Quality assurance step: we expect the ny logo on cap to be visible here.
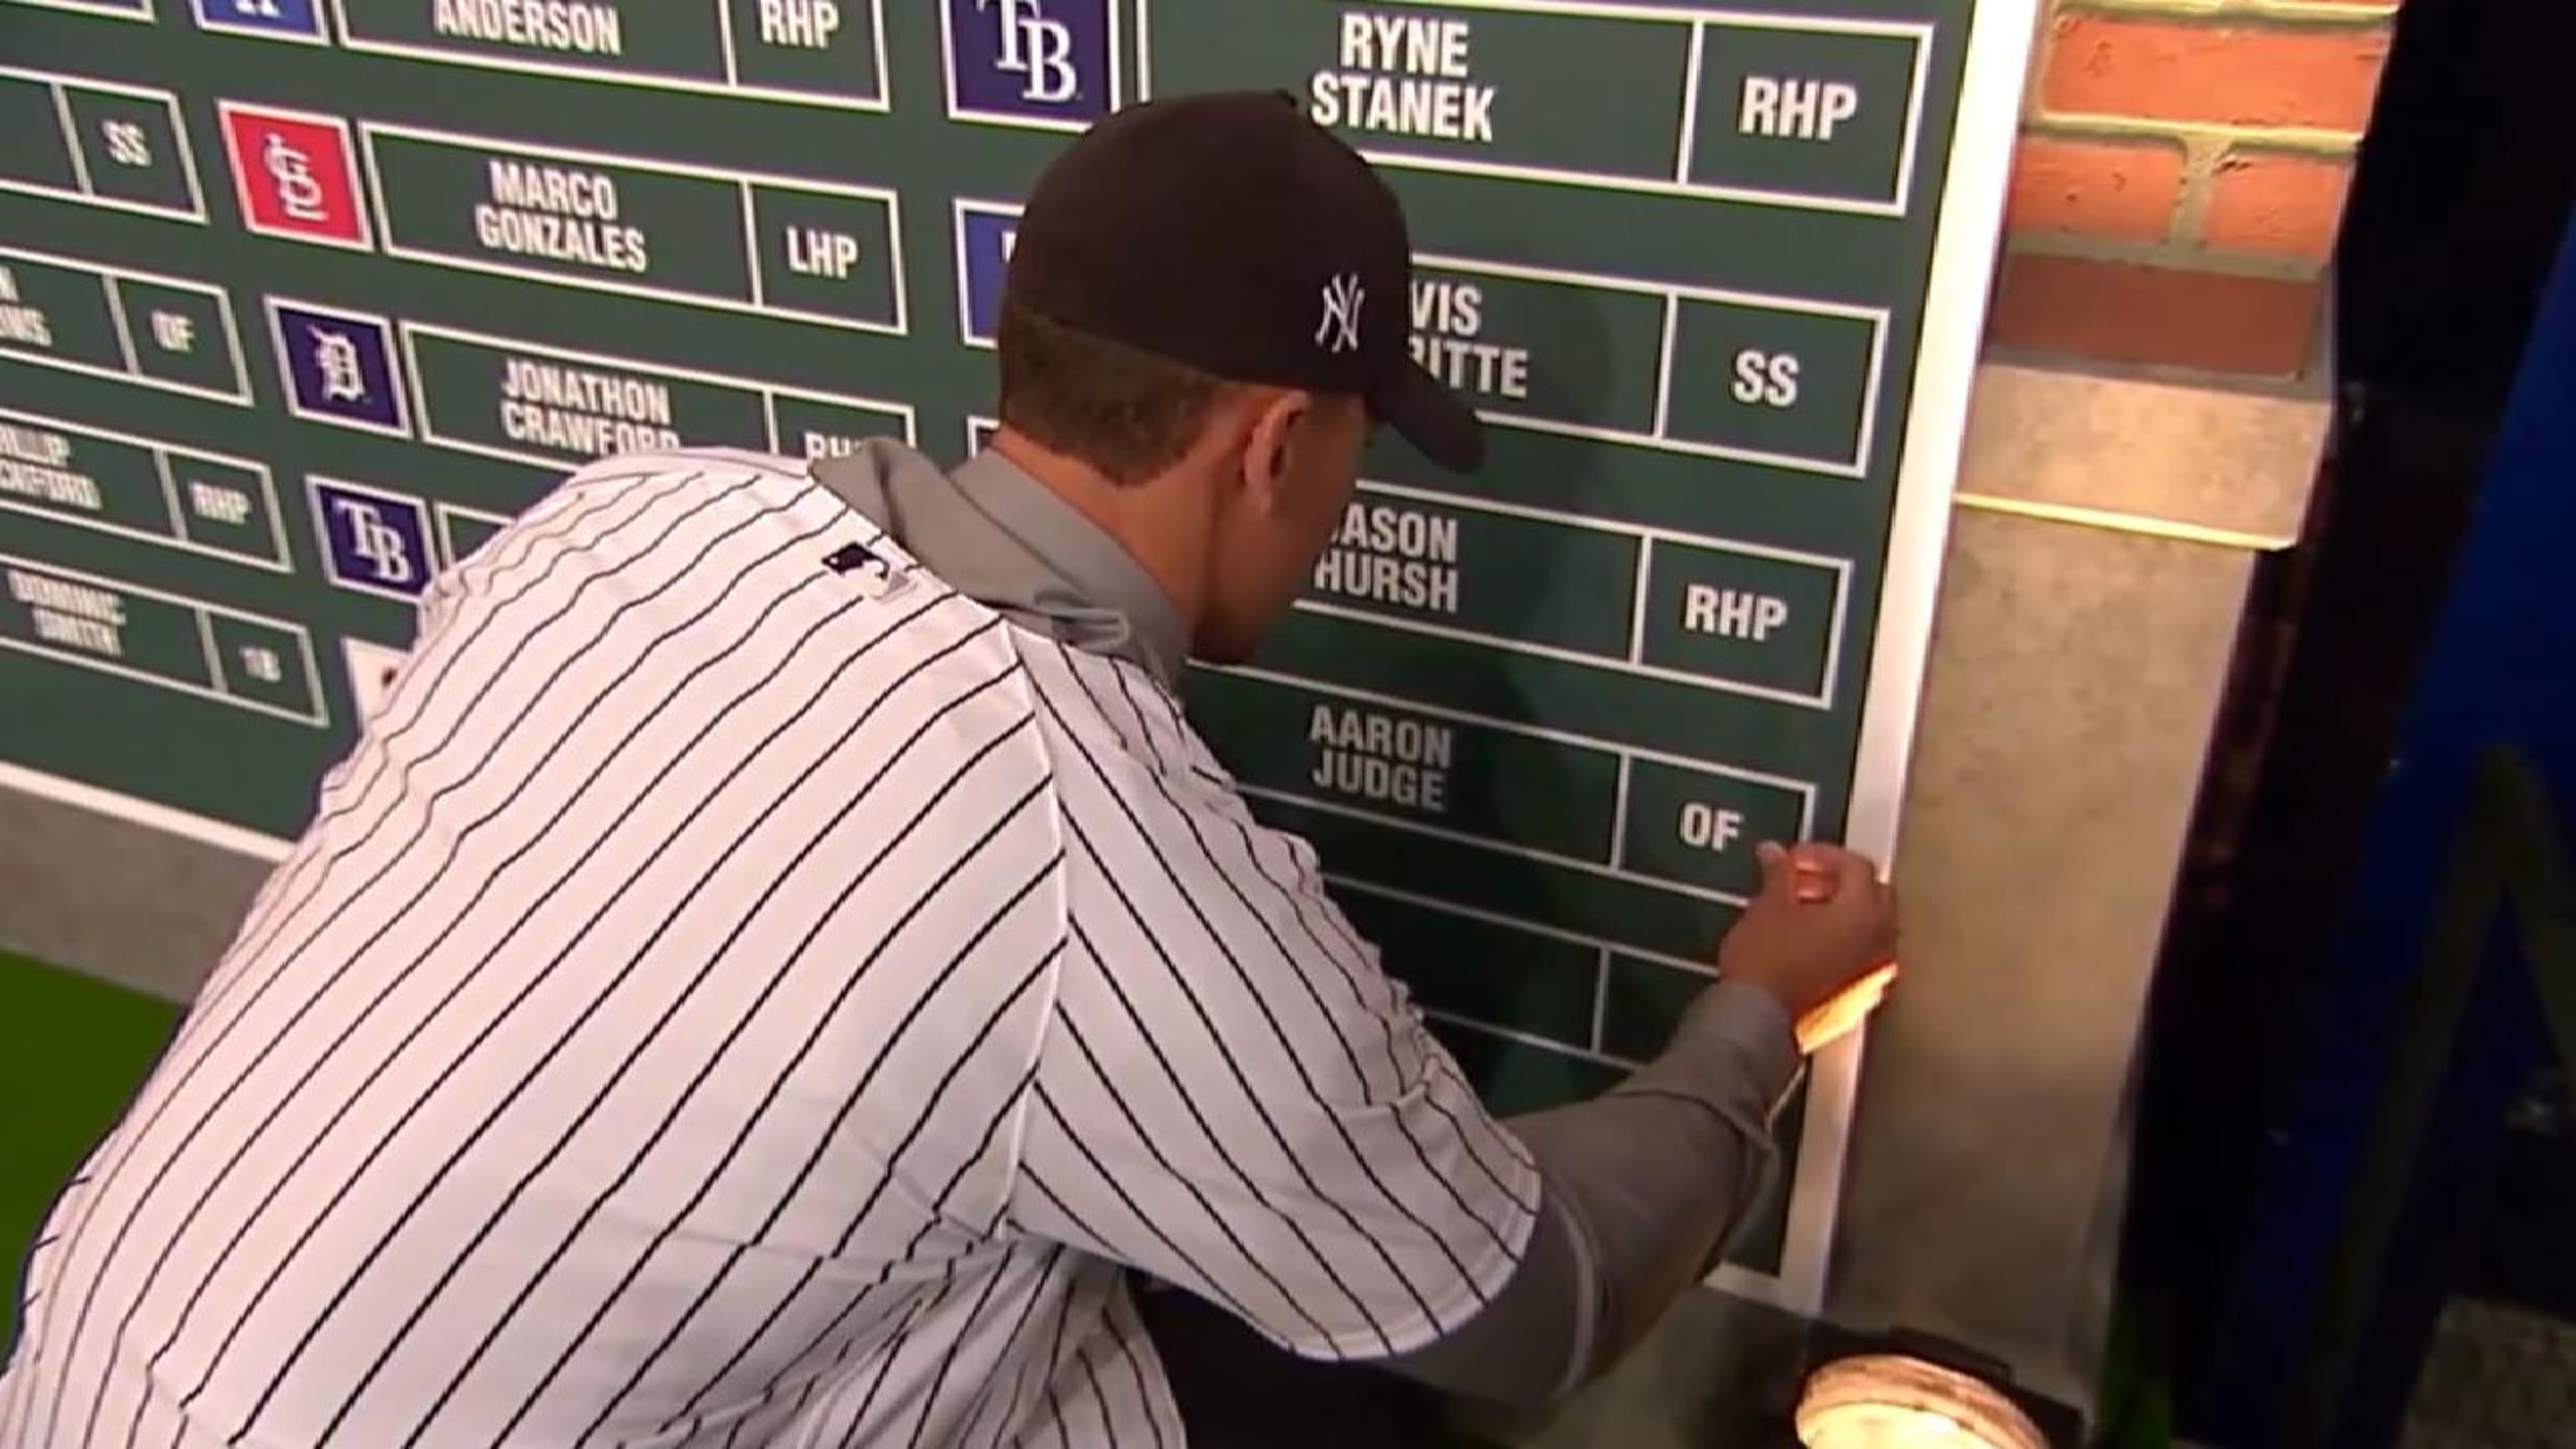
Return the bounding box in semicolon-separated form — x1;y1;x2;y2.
1317;273;1364;354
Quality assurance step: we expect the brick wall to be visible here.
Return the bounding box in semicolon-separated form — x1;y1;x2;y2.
1987;0;2400;376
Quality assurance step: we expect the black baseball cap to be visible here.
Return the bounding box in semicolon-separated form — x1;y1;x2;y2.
1001;89;1486;473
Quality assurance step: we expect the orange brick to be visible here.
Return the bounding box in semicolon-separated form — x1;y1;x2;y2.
2043;14;2392;132
2007;135;2186;241
2205;151;2353;260
1987;252;2322;375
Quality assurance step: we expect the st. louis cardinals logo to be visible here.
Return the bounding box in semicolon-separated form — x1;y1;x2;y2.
1317;273;1364;354
216;101;368;249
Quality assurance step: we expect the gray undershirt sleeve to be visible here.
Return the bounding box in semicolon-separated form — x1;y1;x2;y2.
1374;979;1805;1409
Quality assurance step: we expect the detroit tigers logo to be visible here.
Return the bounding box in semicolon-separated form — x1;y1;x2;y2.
946;0;1113;129
268;300;407;435
1317;273;1364;354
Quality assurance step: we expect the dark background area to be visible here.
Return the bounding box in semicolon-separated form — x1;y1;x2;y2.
2114;0;2576;1437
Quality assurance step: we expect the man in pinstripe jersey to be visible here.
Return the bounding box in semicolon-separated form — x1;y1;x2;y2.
0;91;1897;1448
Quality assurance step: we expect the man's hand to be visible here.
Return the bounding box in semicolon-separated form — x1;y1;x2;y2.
1782;843;1839;904
1719;841;1900;1055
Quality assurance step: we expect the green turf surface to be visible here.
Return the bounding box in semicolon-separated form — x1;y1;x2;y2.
0;952;181;1347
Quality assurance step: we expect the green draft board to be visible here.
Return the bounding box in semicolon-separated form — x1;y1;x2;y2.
0;0;2034;1311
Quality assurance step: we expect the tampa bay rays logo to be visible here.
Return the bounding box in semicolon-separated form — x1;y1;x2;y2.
1316;273;1364;354
309;477;433;600
982;0;1077;102
948;0;1109;127
336;497;417;585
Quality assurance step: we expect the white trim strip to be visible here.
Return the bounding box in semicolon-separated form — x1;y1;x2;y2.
0;761;291;861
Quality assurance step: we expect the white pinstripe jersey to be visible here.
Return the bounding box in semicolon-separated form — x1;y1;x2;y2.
0;449;1540;1449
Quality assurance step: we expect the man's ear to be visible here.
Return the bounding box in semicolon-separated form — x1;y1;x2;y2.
1238;388;1313;515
